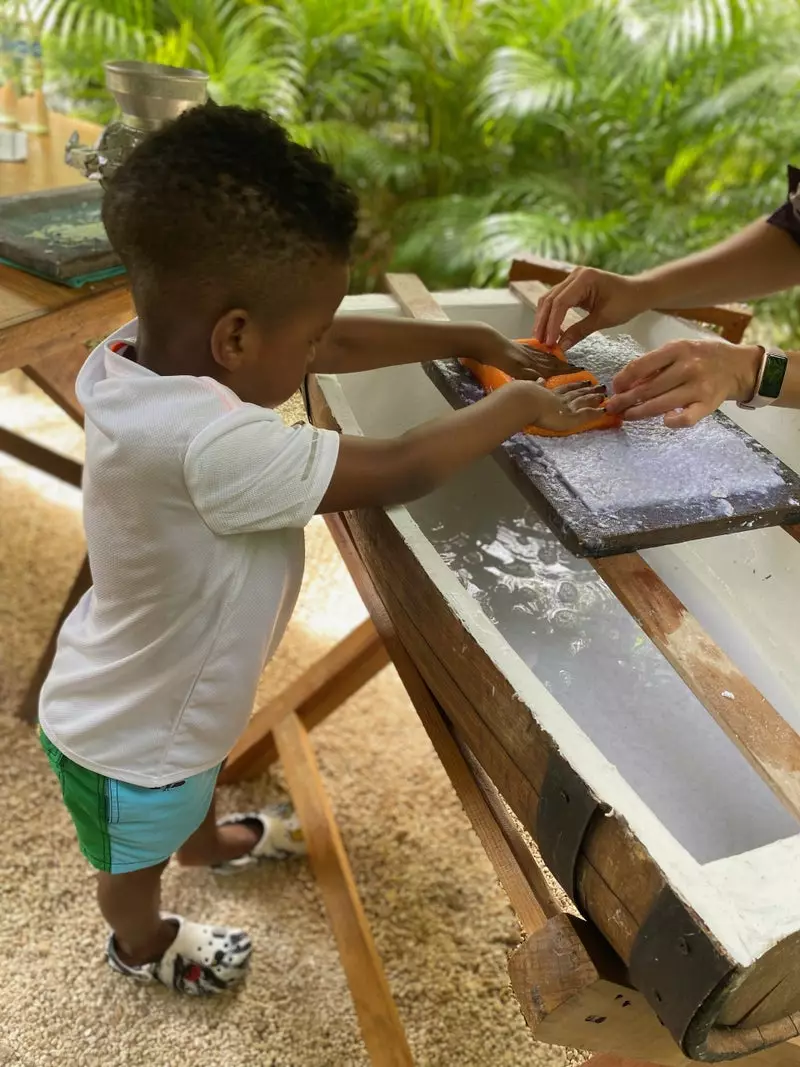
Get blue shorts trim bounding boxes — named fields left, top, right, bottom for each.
left=41, top=730, right=220, bottom=874
left=101, top=766, right=220, bottom=873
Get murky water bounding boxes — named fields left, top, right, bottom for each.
left=333, top=358, right=799, bottom=861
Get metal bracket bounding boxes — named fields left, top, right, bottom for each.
left=536, top=750, right=605, bottom=901
left=629, top=885, right=734, bottom=1052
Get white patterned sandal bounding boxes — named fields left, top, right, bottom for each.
left=106, top=913, right=252, bottom=995
left=212, top=803, right=307, bottom=875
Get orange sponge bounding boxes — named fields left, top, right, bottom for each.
left=459, top=337, right=621, bottom=436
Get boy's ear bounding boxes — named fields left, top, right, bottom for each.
left=210, top=310, right=252, bottom=372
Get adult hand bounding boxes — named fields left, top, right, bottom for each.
left=533, top=267, right=651, bottom=351
left=605, top=339, right=763, bottom=428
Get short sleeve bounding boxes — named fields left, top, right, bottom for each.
left=184, top=407, right=340, bottom=535
left=767, top=165, right=800, bottom=247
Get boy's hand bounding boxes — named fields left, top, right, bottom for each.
left=465, top=326, right=560, bottom=381
left=513, top=379, right=607, bottom=432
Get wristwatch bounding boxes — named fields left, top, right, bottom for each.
left=738, top=346, right=789, bottom=410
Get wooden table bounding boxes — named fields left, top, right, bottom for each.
left=0, top=111, right=132, bottom=719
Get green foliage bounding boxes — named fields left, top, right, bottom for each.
left=30, top=0, right=800, bottom=336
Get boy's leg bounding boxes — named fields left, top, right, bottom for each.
left=97, top=860, right=175, bottom=966
left=175, top=793, right=260, bottom=867
left=176, top=792, right=306, bottom=872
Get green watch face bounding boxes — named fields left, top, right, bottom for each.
left=760, top=353, right=788, bottom=400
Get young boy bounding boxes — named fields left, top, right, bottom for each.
left=39, top=103, right=602, bottom=996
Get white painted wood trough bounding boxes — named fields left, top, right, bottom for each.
left=307, top=274, right=800, bottom=1062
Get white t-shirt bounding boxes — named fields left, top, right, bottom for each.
left=39, top=321, right=339, bottom=787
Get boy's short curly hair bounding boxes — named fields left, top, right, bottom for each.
left=101, top=103, right=359, bottom=316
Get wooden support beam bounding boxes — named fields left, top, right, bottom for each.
left=459, top=741, right=563, bottom=923
left=385, top=273, right=450, bottom=322
left=509, top=915, right=695, bottom=1067
left=593, top=552, right=800, bottom=820
left=219, top=618, right=389, bottom=785
left=273, top=710, right=414, bottom=1067
left=0, top=426, right=82, bottom=487
left=511, top=278, right=800, bottom=823
left=22, top=344, right=88, bottom=426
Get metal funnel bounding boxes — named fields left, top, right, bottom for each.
left=65, top=59, right=209, bottom=181
left=104, top=60, right=209, bottom=131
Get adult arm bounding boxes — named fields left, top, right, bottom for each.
left=535, top=223, right=800, bottom=351
left=535, top=165, right=800, bottom=350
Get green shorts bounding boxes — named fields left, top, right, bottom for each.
left=40, top=730, right=221, bottom=874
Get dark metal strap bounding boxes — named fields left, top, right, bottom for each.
left=629, top=885, right=734, bottom=1054
left=536, top=751, right=604, bottom=901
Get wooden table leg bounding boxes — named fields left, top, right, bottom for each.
left=0, top=426, right=82, bottom=487
left=18, top=554, right=90, bottom=723
left=275, top=710, right=415, bottom=1067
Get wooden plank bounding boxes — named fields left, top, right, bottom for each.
left=512, top=280, right=800, bottom=823
left=0, top=282, right=133, bottom=374
left=593, top=552, right=800, bottom=822
left=0, top=264, right=124, bottom=331
left=385, top=273, right=450, bottom=322
left=325, top=513, right=557, bottom=934
left=581, top=816, right=665, bottom=929
left=219, top=619, right=389, bottom=784
left=510, top=914, right=694, bottom=1066
left=508, top=256, right=753, bottom=344
left=458, top=741, right=563, bottom=922
left=0, top=426, right=82, bottom=487
left=273, top=711, right=414, bottom=1067
left=23, top=343, right=89, bottom=425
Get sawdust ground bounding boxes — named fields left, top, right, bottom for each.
left=0, top=370, right=581, bottom=1067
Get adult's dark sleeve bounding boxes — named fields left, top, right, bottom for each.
left=767, top=164, right=800, bottom=246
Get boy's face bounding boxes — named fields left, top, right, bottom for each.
left=212, top=259, right=349, bottom=408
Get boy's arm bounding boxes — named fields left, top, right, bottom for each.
left=313, top=316, right=545, bottom=380
left=317, top=379, right=603, bottom=513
